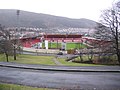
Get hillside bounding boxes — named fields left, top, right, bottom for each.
left=0, top=9, right=98, bottom=29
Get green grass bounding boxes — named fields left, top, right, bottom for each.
left=74, top=55, right=93, bottom=62
left=42, top=42, right=87, bottom=50
left=66, top=43, right=87, bottom=50
left=1, top=54, right=117, bottom=66
left=0, top=83, right=55, bottom=90
left=57, top=54, right=118, bottom=66
left=42, top=42, right=61, bottom=49
left=0, top=54, right=55, bottom=65
left=57, top=58, right=103, bottom=66
left=0, top=54, right=104, bottom=66
left=49, top=42, right=61, bottom=49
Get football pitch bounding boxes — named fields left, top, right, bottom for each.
left=42, top=42, right=87, bottom=50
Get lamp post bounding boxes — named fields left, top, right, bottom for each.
left=16, top=10, right=20, bottom=32
left=13, top=10, right=20, bottom=60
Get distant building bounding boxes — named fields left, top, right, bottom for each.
left=44, top=34, right=83, bottom=43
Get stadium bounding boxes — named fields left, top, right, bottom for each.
left=20, top=34, right=89, bottom=53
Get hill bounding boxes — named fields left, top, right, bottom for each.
left=0, top=9, right=97, bottom=29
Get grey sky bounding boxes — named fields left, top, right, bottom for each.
left=0, top=0, right=115, bottom=21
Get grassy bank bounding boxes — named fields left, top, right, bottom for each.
left=0, top=54, right=101, bottom=66
left=0, top=53, right=117, bottom=66
left=0, top=54, right=55, bottom=65
left=57, top=58, right=103, bottom=66
left=57, top=54, right=118, bottom=66
left=0, top=83, right=55, bottom=90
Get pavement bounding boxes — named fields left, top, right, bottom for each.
left=0, top=62, right=120, bottom=72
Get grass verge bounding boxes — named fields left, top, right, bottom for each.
left=0, top=83, right=56, bottom=90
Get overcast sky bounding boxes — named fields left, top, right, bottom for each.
left=0, top=0, right=116, bottom=21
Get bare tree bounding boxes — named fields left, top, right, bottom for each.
left=0, top=24, right=13, bottom=62
left=11, top=38, right=22, bottom=60
left=79, top=51, right=83, bottom=62
left=0, top=40, right=13, bottom=62
left=95, top=2, right=120, bottom=64
left=87, top=48, right=94, bottom=62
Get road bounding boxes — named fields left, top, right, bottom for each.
left=0, top=66, right=120, bottom=90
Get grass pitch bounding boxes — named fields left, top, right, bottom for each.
left=42, top=42, right=87, bottom=50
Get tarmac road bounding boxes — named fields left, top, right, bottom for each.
left=0, top=66, right=120, bottom=90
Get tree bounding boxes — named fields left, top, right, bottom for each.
left=95, top=1, right=120, bottom=65
left=0, top=40, right=13, bottom=62
left=79, top=51, right=83, bottom=62
left=11, top=39, right=22, bottom=60
left=0, top=24, right=13, bottom=62
left=87, top=48, right=94, bottom=62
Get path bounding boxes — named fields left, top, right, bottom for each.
left=52, top=57, right=63, bottom=65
